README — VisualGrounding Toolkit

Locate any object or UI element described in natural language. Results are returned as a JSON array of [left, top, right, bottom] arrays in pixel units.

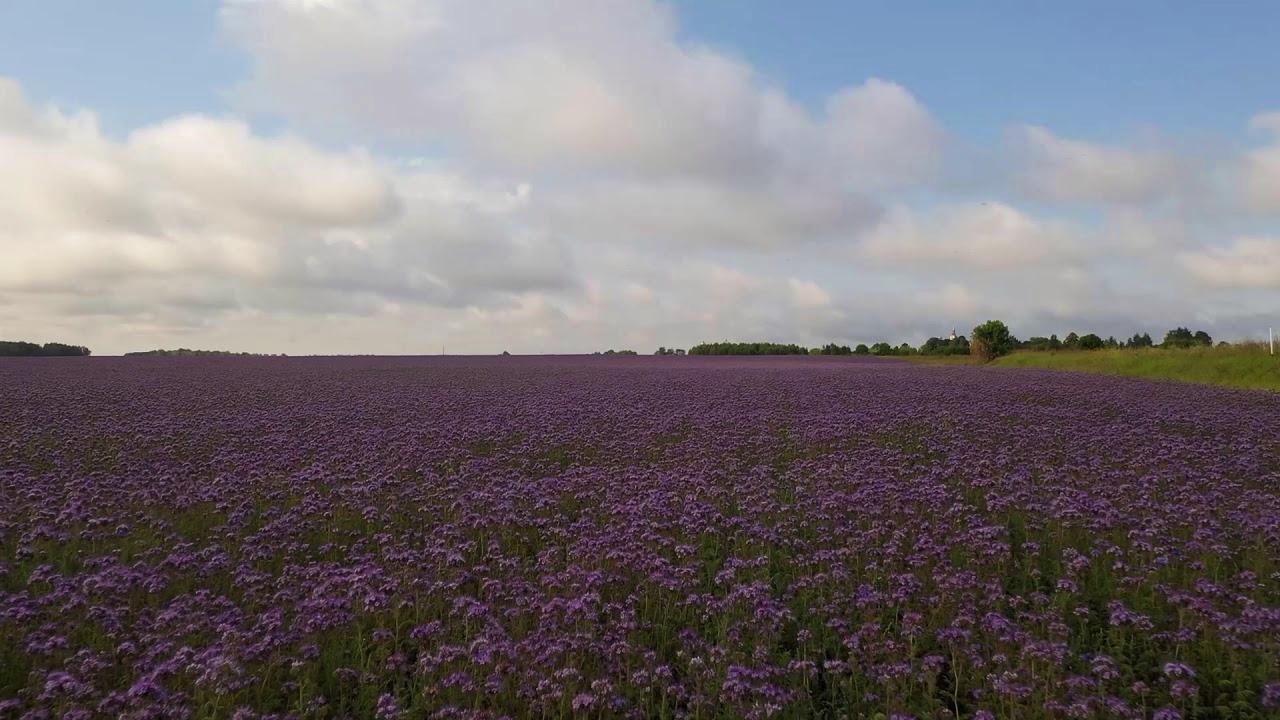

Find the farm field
[[1, 356, 1278, 719]]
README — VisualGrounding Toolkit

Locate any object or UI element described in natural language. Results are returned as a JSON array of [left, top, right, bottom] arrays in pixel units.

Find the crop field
[[1, 356, 1278, 719]]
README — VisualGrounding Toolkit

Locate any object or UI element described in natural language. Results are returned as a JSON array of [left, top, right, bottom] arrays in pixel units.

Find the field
[[907, 346, 1280, 393], [2, 356, 1278, 719]]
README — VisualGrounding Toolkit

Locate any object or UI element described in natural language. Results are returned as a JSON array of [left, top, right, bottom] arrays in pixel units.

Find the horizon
[[2, 1, 1279, 354]]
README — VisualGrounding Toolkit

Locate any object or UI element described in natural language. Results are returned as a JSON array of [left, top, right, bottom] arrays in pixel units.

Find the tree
[[1063, 332, 1081, 350], [971, 320, 1014, 361], [1126, 332, 1153, 348], [854, 344, 870, 355], [815, 343, 853, 356], [1162, 327, 1211, 349], [1078, 333, 1105, 350]]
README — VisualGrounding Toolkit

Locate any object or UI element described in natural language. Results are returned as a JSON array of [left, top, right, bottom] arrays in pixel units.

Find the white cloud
[[0, 77, 572, 317], [1013, 126, 1183, 205], [787, 278, 831, 309], [858, 202, 1079, 269], [1241, 112, 1280, 213], [1179, 237, 1280, 288], [220, 0, 940, 189]]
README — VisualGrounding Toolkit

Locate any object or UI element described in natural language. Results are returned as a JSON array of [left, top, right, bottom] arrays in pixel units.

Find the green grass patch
[[988, 345, 1280, 391]]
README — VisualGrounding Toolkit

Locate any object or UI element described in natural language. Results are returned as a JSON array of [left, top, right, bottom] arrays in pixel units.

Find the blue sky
[[1, 1, 1278, 354]]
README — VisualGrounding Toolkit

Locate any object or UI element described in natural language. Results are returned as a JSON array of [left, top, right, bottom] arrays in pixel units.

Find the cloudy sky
[[2, 1, 1279, 355]]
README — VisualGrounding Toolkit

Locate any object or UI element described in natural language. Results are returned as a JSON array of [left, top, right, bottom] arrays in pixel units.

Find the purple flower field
[[1, 356, 1278, 719]]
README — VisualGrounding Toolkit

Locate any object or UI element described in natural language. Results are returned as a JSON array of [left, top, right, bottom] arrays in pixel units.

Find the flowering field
[[2, 356, 1278, 719]]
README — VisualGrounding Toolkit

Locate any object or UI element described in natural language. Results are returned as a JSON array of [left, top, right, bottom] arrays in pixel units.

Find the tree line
[[674, 324, 1221, 361], [0, 340, 91, 357], [124, 349, 281, 357]]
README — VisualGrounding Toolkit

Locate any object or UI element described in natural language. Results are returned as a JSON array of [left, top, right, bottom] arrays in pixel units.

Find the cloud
[[1012, 126, 1184, 205], [1179, 237, 1280, 288], [220, 0, 940, 188], [1241, 112, 1280, 213], [858, 202, 1080, 269], [787, 278, 831, 309], [0, 77, 573, 318]]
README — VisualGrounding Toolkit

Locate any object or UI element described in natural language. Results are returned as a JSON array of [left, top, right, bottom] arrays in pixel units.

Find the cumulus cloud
[[220, 0, 940, 188], [1179, 237, 1280, 288], [858, 202, 1080, 269], [788, 278, 832, 309], [0, 77, 573, 320], [1241, 112, 1280, 213], [1012, 126, 1184, 205]]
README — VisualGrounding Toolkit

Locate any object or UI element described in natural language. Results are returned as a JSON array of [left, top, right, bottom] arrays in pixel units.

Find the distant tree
[[1063, 332, 1081, 350], [971, 320, 1014, 361], [854, 344, 870, 355], [1, 341, 91, 357], [1049, 334, 1062, 350], [1078, 333, 1105, 350], [501, 350, 511, 356], [127, 348, 266, 357], [1126, 332, 1153, 348], [815, 343, 853, 356], [917, 335, 971, 356], [655, 346, 668, 356], [1105, 336, 1120, 348], [1162, 327, 1212, 349], [687, 342, 809, 356], [870, 342, 894, 356]]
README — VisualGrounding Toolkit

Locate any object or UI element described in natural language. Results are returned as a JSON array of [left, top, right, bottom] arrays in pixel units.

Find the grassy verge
[[990, 345, 1280, 391]]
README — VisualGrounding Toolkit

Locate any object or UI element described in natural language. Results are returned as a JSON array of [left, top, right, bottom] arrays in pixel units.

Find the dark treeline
[[688, 342, 810, 356], [592, 349, 638, 356], [125, 349, 280, 357], [0, 340, 91, 357], [675, 325, 1220, 359], [1018, 327, 1212, 352]]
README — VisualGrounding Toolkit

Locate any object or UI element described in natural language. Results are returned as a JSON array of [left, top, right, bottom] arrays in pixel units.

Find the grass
[[906, 344, 1280, 392]]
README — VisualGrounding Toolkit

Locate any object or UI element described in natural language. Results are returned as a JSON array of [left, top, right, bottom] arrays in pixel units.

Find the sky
[[1, 1, 1279, 355]]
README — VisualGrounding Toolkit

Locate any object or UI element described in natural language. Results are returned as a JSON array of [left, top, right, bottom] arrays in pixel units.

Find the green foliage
[[970, 320, 1014, 361], [654, 347, 686, 356], [687, 342, 809, 356], [0, 340, 91, 357], [918, 335, 971, 356], [854, 344, 870, 355], [1126, 333, 1154, 348], [594, 349, 638, 356], [1077, 333, 1105, 350], [1021, 334, 1063, 351], [814, 343, 853, 355], [1162, 327, 1213, 348]]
